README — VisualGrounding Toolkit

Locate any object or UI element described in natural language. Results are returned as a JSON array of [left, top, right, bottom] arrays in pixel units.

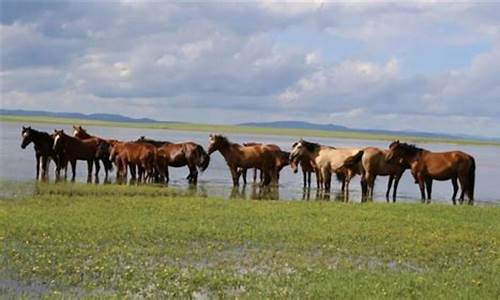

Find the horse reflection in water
[[230, 184, 280, 200]]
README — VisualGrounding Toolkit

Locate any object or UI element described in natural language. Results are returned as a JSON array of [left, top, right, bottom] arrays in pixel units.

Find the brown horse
[[207, 134, 281, 186], [343, 147, 408, 202], [53, 130, 99, 182], [290, 157, 317, 188], [21, 126, 61, 180], [72, 125, 114, 181], [239, 142, 283, 184], [155, 142, 210, 184], [135, 136, 172, 147], [386, 141, 475, 204], [109, 142, 157, 183]]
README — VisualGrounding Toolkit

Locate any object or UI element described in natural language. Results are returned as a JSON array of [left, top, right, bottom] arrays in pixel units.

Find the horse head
[[73, 125, 88, 138], [53, 129, 65, 151], [207, 134, 228, 155], [20, 126, 33, 149]]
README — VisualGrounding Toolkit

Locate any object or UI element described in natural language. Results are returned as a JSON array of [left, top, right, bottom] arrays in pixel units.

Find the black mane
[[397, 142, 424, 155], [301, 140, 321, 153]]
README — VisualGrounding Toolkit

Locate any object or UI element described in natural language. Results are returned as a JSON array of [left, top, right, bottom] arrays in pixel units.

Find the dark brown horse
[[155, 142, 210, 184], [207, 134, 281, 186], [109, 142, 157, 183], [21, 126, 60, 180], [135, 136, 172, 147], [386, 141, 475, 204], [73, 125, 114, 181], [290, 156, 318, 188], [53, 130, 99, 182]]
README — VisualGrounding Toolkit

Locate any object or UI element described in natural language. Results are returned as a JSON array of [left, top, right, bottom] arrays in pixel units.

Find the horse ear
[[22, 126, 26, 130]]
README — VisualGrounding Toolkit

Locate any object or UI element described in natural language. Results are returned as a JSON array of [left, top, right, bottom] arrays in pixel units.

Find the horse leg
[[392, 175, 401, 203], [386, 175, 394, 202], [189, 164, 198, 185], [253, 168, 257, 183], [307, 171, 311, 188], [425, 179, 432, 203], [35, 153, 41, 180], [94, 159, 100, 182], [451, 177, 458, 205], [418, 178, 426, 202], [165, 167, 169, 184], [70, 160, 77, 182], [230, 167, 239, 186], [457, 176, 466, 204], [40, 156, 49, 181], [344, 173, 351, 202], [87, 160, 93, 183]]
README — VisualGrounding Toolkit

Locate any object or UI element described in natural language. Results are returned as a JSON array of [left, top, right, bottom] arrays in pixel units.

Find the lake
[[1, 121, 499, 204]]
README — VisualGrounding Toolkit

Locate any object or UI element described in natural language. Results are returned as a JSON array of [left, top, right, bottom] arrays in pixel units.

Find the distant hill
[[2, 109, 498, 142], [0, 109, 164, 124], [239, 121, 500, 142]]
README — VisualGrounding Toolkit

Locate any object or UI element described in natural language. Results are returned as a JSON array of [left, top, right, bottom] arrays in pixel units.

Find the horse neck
[[77, 131, 94, 139], [31, 130, 52, 147], [217, 142, 240, 162]]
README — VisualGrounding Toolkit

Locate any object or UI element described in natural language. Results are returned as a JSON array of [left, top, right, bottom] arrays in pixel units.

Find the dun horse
[[53, 130, 99, 182], [73, 125, 113, 181], [21, 126, 60, 180], [386, 141, 475, 204], [342, 147, 408, 202], [290, 139, 363, 198], [155, 142, 210, 185], [207, 134, 281, 186]]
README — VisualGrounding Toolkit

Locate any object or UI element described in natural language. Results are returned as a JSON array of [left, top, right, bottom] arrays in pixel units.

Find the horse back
[[420, 151, 474, 179]]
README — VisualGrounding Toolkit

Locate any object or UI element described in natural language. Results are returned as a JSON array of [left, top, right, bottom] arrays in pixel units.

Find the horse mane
[[28, 128, 52, 140], [300, 140, 321, 153], [213, 134, 231, 145], [397, 142, 424, 155]]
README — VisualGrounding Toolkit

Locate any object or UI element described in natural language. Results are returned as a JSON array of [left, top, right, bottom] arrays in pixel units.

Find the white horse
[[290, 139, 363, 198]]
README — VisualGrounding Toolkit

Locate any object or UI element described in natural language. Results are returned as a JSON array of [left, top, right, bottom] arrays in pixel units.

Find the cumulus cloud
[[1, 1, 499, 137]]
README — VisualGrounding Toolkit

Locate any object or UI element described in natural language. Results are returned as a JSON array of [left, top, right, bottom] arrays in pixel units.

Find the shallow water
[[1, 121, 499, 204]]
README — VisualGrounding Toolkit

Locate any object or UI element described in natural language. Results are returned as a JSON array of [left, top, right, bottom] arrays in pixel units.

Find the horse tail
[[343, 150, 364, 168], [335, 170, 345, 182], [467, 156, 475, 202], [104, 157, 113, 172], [194, 145, 210, 172]]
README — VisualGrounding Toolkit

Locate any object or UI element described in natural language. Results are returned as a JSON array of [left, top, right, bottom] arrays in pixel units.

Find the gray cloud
[[1, 2, 499, 137]]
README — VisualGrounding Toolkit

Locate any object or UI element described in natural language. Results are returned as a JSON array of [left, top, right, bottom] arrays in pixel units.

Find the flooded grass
[[1, 183, 499, 298]]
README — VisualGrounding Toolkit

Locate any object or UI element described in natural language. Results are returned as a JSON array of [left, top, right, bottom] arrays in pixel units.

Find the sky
[[1, 1, 500, 138]]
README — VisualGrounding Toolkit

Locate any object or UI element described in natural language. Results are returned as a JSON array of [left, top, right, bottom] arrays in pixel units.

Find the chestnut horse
[[386, 141, 475, 204], [155, 142, 210, 184], [342, 147, 408, 202], [240, 142, 282, 184], [290, 139, 363, 198], [207, 134, 281, 186], [53, 130, 99, 182], [20, 126, 60, 180], [109, 142, 156, 183], [73, 125, 113, 181]]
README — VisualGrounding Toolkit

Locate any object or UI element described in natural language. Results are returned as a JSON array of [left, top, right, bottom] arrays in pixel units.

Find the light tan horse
[[342, 147, 408, 202], [289, 139, 363, 198], [207, 134, 281, 186], [386, 141, 475, 204]]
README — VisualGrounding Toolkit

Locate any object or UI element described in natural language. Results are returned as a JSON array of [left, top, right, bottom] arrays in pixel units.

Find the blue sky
[[1, 1, 500, 137]]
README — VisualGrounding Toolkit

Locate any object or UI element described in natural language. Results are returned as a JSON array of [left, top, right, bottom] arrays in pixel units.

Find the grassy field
[[1, 183, 499, 298], [2, 114, 499, 146]]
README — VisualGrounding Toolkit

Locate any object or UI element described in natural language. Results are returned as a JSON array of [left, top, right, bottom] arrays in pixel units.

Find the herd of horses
[[21, 125, 476, 204]]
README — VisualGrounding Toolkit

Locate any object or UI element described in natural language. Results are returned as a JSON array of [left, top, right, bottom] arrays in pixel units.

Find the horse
[[53, 130, 99, 182], [239, 142, 283, 184], [207, 134, 281, 186], [155, 142, 210, 185], [342, 147, 408, 202], [289, 139, 363, 198], [290, 156, 317, 188], [386, 141, 475, 204], [109, 142, 157, 183], [72, 125, 114, 181], [20, 126, 60, 180]]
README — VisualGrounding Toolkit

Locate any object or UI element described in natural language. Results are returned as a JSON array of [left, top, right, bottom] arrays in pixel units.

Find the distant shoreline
[[2, 115, 499, 146]]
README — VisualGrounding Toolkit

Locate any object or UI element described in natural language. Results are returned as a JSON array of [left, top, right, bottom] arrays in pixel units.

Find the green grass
[[3, 115, 499, 146], [1, 183, 499, 298]]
